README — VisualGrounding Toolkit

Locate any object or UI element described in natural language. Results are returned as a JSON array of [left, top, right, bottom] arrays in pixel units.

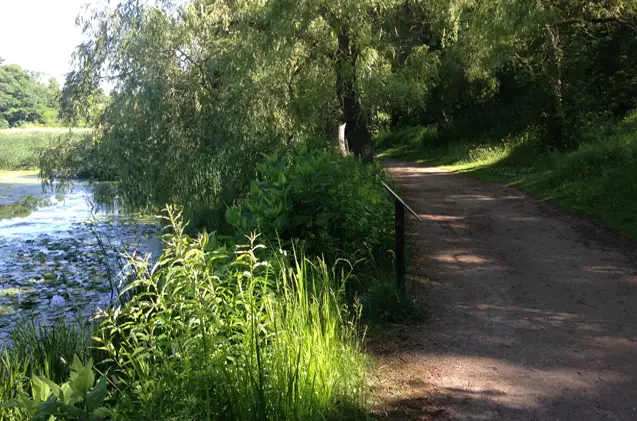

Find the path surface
[[372, 159, 637, 421]]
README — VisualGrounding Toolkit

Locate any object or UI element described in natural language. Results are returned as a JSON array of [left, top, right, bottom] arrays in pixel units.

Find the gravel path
[[372, 159, 637, 421]]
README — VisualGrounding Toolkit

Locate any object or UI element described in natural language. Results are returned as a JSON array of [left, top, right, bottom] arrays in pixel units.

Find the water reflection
[[0, 172, 161, 345]]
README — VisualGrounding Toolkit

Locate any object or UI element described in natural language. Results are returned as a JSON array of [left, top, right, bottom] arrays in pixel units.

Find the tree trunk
[[436, 109, 451, 140], [544, 24, 569, 149], [431, 85, 451, 142], [337, 123, 348, 156], [335, 31, 374, 162]]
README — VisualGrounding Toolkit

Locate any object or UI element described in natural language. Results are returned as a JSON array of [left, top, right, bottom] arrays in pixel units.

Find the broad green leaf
[[85, 376, 109, 412]]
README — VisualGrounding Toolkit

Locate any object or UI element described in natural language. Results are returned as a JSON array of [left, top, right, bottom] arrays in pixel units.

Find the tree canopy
[[62, 0, 637, 224], [0, 64, 62, 128]]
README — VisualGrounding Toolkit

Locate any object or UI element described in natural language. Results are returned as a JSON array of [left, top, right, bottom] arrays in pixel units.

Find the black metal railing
[[381, 181, 423, 289]]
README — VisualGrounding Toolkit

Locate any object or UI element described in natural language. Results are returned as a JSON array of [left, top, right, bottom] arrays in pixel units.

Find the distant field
[[0, 128, 90, 170]]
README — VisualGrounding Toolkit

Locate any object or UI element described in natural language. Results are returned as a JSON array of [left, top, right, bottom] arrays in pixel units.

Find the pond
[[0, 171, 161, 345]]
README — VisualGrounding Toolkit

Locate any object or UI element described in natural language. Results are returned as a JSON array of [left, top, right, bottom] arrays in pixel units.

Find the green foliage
[[38, 131, 112, 183], [375, 126, 437, 151], [226, 148, 394, 265], [0, 129, 89, 170], [58, 0, 477, 210], [8, 320, 94, 385], [361, 279, 421, 324], [378, 112, 637, 241], [521, 119, 637, 239], [60, 87, 108, 128], [57, 0, 302, 221], [54, 0, 637, 208], [0, 319, 95, 421], [0, 64, 61, 128], [2, 206, 370, 420], [0, 351, 30, 421], [91, 206, 367, 420], [4, 355, 110, 421]]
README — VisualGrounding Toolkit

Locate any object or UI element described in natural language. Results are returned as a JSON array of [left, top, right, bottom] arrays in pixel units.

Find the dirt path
[[372, 159, 637, 421]]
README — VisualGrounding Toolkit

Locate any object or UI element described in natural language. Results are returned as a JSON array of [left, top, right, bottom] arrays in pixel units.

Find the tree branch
[[555, 17, 636, 30], [175, 47, 217, 95], [295, 29, 335, 60]]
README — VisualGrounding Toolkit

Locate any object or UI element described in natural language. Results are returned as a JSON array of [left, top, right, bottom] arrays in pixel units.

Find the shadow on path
[[371, 159, 637, 421]]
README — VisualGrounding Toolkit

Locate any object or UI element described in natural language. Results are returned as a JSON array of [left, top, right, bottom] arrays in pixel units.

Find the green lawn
[[378, 114, 637, 242], [0, 128, 90, 170]]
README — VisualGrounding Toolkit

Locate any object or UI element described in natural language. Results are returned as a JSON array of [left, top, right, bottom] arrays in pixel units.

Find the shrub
[[361, 279, 421, 324], [226, 148, 394, 269], [3, 356, 110, 421], [375, 126, 434, 150], [37, 108, 60, 127]]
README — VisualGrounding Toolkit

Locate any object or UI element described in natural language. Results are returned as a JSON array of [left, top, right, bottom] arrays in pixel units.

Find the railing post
[[395, 199, 405, 290], [380, 181, 423, 291]]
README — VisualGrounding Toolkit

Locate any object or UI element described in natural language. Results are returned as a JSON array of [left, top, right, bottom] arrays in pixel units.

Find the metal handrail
[[381, 181, 423, 289]]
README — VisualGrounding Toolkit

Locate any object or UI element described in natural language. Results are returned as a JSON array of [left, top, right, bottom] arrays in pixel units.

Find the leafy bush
[[226, 148, 394, 268], [375, 126, 435, 150], [37, 108, 61, 128], [3, 356, 110, 421], [361, 280, 421, 324]]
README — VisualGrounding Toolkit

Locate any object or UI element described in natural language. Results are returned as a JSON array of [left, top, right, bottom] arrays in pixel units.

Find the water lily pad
[[0, 305, 16, 316], [0, 188, 161, 339]]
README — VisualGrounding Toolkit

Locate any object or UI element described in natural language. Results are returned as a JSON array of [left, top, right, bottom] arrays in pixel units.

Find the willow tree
[[470, 0, 637, 148], [63, 0, 637, 220], [399, 0, 637, 147], [62, 0, 299, 224], [259, 0, 413, 161]]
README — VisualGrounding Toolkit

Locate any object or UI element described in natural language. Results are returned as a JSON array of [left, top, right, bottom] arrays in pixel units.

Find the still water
[[0, 171, 161, 344]]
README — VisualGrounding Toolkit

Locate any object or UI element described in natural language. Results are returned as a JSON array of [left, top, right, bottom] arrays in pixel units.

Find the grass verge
[[377, 113, 637, 242]]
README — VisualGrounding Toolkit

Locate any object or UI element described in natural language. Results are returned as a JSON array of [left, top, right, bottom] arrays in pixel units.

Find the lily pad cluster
[[0, 216, 160, 345]]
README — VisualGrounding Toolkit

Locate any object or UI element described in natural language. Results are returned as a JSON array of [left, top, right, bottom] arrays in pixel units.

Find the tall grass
[[90, 207, 367, 420], [8, 319, 94, 383], [0, 351, 28, 421], [0, 319, 94, 421], [0, 129, 89, 170], [1, 142, 402, 420]]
